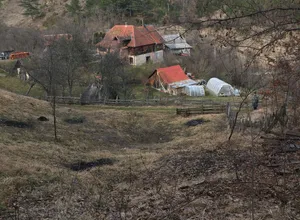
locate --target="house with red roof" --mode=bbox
[95,24,165,65]
[148,65,205,96]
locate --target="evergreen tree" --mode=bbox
[19,0,42,19]
[66,0,82,17]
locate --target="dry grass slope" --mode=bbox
[0,89,300,219]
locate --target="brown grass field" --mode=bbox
[0,89,300,219]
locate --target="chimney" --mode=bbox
[125,22,127,27]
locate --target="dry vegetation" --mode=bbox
[0,0,71,28]
[0,89,300,219]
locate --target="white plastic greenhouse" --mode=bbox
[184,85,205,96]
[206,78,234,96]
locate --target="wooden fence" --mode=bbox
[176,102,250,117]
[176,104,227,116]
[46,96,237,107]
[46,96,81,104]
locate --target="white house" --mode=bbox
[96,25,165,66]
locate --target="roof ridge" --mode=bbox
[131,26,137,47]
[158,65,180,70]
[98,24,164,48]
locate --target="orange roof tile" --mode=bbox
[156,65,189,84]
[96,25,164,48]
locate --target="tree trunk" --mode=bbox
[52,95,58,141]
[25,83,35,96]
[68,86,73,97]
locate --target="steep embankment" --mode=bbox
[0,0,71,28]
[0,89,50,117]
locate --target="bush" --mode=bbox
[0,60,17,76]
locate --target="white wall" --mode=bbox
[129,50,164,66]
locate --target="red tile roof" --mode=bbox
[156,65,189,84]
[96,25,164,48]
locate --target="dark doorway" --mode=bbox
[129,57,134,64]
[146,56,151,63]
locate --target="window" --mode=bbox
[122,39,130,47]
[129,57,134,65]
[146,56,150,63]
[156,44,163,51]
[99,47,107,52]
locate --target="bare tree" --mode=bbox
[98,52,134,100]
[25,42,65,141]
[53,30,92,96]
[0,22,44,52]
[169,3,300,219]
[173,1,300,136]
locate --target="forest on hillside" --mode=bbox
[3,0,299,27]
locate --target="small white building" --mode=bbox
[184,85,205,96]
[206,77,234,96]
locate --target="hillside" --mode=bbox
[0,0,158,29]
[0,0,29,27]
[1,1,300,218]
[1,89,300,219]
[0,0,78,28]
